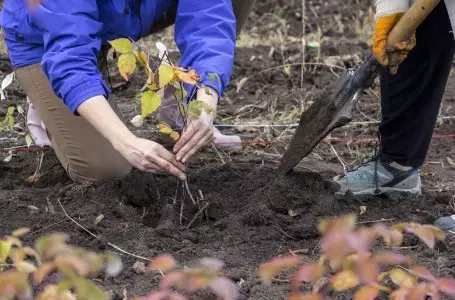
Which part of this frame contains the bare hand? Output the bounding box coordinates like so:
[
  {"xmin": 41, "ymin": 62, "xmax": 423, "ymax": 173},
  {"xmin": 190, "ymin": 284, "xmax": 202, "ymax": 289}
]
[
  {"xmin": 173, "ymin": 117, "xmax": 213, "ymax": 164},
  {"xmin": 121, "ymin": 137, "xmax": 186, "ymax": 180}
]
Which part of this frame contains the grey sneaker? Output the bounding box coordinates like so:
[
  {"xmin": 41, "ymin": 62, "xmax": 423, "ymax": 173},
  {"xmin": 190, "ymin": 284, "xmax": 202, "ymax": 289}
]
[
  {"xmin": 435, "ymin": 215, "xmax": 455, "ymax": 232},
  {"xmin": 333, "ymin": 158, "xmax": 422, "ymax": 195}
]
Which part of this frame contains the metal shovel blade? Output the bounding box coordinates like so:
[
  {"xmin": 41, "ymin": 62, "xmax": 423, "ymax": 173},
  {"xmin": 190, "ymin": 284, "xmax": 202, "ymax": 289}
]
[{"xmin": 278, "ymin": 53, "xmax": 380, "ymax": 175}]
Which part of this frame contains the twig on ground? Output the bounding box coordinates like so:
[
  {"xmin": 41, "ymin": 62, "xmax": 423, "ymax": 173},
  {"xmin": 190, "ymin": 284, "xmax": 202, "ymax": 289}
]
[
  {"xmin": 185, "ymin": 202, "xmax": 210, "ymax": 230},
  {"xmin": 57, "ymin": 198, "xmax": 154, "ymax": 263},
  {"xmin": 211, "ymin": 143, "xmax": 226, "ymax": 165},
  {"xmin": 327, "ymin": 142, "xmax": 347, "ymax": 172},
  {"xmin": 355, "ymin": 218, "xmax": 396, "ymax": 225}
]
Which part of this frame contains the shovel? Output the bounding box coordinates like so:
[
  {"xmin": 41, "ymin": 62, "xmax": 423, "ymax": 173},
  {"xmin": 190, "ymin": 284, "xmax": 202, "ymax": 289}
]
[{"xmin": 278, "ymin": 0, "xmax": 440, "ymax": 175}]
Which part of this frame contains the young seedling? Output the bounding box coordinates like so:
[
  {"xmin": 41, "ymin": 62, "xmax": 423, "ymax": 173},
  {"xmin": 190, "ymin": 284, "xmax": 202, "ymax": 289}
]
[
  {"xmin": 0, "ymin": 228, "xmax": 121, "ymax": 300},
  {"xmin": 259, "ymin": 214, "xmax": 455, "ymax": 300},
  {"xmin": 109, "ymin": 38, "xmax": 216, "ymax": 228},
  {"xmin": 132, "ymin": 254, "xmax": 239, "ymax": 300}
]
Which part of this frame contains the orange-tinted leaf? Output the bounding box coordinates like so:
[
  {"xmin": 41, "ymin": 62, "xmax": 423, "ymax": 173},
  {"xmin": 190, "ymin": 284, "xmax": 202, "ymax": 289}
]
[
  {"xmin": 318, "ymin": 214, "xmax": 357, "ymax": 234},
  {"xmin": 406, "ymin": 225, "xmax": 436, "ymax": 248},
  {"xmin": 289, "ymin": 292, "xmax": 323, "ymax": 300},
  {"xmin": 374, "ymin": 224, "xmax": 404, "ymax": 247},
  {"xmin": 354, "ymin": 256, "xmax": 379, "ymax": 284},
  {"xmin": 34, "ymin": 262, "xmax": 56, "ymax": 284},
  {"xmin": 330, "ymin": 270, "xmax": 359, "ymax": 291},
  {"xmin": 422, "ymin": 225, "xmax": 445, "ymax": 242},
  {"xmin": 11, "ymin": 228, "xmax": 30, "ymax": 238},
  {"xmin": 174, "ymin": 68, "xmax": 201, "ymax": 85},
  {"xmin": 259, "ymin": 255, "xmax": 301, "ymax": 283},
  {"xmin": 160, "ymin": 271, "xmax": 184, "ymax": 290},
  {"xmin": 375, "ymin": 252, "xmax": 411, "ymax": 265},
  {"xmin": 291, "ymin": 263, "xmax": 324, "ymax": 291},
  {"xmin": 407, "ymin": 283, "xmax": 430, "ymax": 300},
  {"xmin": 409, "ymin": 265, "xmax": 436, "ymax": 282},
  {"xmin": 437, "ymin": 278, "xmax": 455, "ymax": 297},
  {"xmin": 118, "ymin": 53, "xmax": 137, "ymax": 81},
  {"xmin": 377, "ymin": 271, "xmax": 389, "ymax": 282},
  {"xmin": 389, "ymin": 268, "xmax": 416, "ymax": 288},
  {"xmin": 389, "ymin": 287, "xmax": 410, "ymax": 300},
  {"xmin": 353, "ymin": 285, "xmax": 379, "ymax": 300},
  {"xmin": 149, "ymin": 254, "xmax": 177, "ymax": 273}
]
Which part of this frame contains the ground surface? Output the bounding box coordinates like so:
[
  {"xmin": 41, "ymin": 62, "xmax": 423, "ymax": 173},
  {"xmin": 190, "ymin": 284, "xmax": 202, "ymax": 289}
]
[{"xmin": 2, "ymin": 1, "xmax": 455, "ymax": 299}]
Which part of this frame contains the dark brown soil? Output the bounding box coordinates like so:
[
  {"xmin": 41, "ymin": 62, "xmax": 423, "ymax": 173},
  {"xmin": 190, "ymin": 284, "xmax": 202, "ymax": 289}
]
[{"xmin": 2, "ymin": 0, "xmax": 455, "ymax": 299}]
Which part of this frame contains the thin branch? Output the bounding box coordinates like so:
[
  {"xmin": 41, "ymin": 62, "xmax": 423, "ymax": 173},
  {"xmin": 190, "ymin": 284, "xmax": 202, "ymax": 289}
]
[
  {"xmin": 185, "ymin": 202, "xmax": 210, "ymax": 230},
  {"xmin": 355, "ymin": 218, "xmax": 396, "ymax": 225},
  {"xmin": 57, "ymin": 198, "xmax": 153, "ymax": 262}
]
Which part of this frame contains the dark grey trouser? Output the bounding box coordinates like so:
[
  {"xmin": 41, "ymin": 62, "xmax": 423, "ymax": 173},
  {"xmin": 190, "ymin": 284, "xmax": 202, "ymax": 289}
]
[{"xmin": 379, "ymin": 1, "xmax": 455, "ymax": 168}]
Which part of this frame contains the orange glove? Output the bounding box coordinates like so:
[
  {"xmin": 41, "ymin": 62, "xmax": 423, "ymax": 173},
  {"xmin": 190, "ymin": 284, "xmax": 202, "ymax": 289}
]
[{"xmin": 373, "ymin": 13, "xmax": 416, "ymax": 74}]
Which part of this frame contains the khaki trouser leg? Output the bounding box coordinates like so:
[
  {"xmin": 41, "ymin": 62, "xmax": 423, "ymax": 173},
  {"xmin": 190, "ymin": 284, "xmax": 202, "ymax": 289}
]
[{"xmin": 15, "ymin": 64, "xmax": 132, "ymax": 184}]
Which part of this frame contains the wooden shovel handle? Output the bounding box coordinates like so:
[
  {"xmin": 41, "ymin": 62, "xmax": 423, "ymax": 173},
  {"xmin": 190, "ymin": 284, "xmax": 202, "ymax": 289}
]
[{"xmin": 387, "ymin": 0, "xmax": 440, "ymax": 46}]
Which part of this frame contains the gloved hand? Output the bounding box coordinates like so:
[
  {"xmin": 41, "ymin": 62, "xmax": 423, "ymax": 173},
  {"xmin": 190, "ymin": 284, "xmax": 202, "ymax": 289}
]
[{"xmin": 373, "ymin": 2, "xmax": 416, "ymax": 74}]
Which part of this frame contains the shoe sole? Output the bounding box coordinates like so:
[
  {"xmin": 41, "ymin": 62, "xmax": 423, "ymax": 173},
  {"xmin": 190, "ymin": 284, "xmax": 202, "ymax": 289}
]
[{"xmin": 336, "ymin": 186, "xmax": 422, "ymax": 196}]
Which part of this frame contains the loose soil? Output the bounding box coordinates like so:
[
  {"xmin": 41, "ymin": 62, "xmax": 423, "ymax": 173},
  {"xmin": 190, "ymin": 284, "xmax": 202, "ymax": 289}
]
[{"xmin": 2, "ymin": 0, "xmax": 455, "ymax": 299}]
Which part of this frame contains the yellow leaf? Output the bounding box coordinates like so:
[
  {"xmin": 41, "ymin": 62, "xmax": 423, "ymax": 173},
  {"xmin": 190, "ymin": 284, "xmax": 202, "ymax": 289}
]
[
  {"xmin": 16, "ymin": 261, "xmax": 37, "ymax": 273},
  {"xmin": 158, "ymin": 121, "xmax": 174, "ymax": 135},
  {"xmin": 353, "ymin": 285, "xmax": 379, "ymax": 300},
  {"xmin": 108, "ymin": 38, "xmax": 133, "ymax": 54},
  {"xmin": 148, "ymin": 82, "xmax": 158, "ymax": 91},
  {"xmin": 135, "ymin": 50, "xmax": 154, "ymax": 85},
  {"xmin": 330, "ymin": 270, "xmax": 359, "ymax": 291},
  {"xmin": 169, "ymin": 131, "xmax": 180, "ymax": 142},
  {"xmin": 25, "ymin": 134, "xmax": 33, "ymax": 147},
  {"xmin": 12, "ymin": 228, "xmax": 30, "ymax": 238},
  {"xmin": 141, "ymin": 91, "xmax": 161, "ymax": 118},
  {"xmin": 389, "ymin": 268, "xmax": 416, "ymax": 288},
  {"xmin": 0, "ymin": 240, "xmax": 12, "ymax": 263},
  {"xmin": 158, "ymin": 64, "xmax": 177, "ymax": 88},
  {"xmin": 118, "ymin": 53, "xmax": 137, "ymax": 81}
]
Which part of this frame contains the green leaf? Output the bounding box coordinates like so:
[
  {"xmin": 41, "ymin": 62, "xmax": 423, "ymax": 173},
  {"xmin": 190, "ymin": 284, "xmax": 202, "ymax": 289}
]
[
  {"xmin": 141, "ymin": 91, "xmax": 161, "ymax": 118},
  {"xmin": 158, "ymin": 64, "xmax": 176, "ymax": 88},
  {"xmin": 7, "ymin": 106, "xmax": 15, "ymax": 116},
  {"xmin": 25, "ymin": 134, "xmax": 33, "ymax": 147},
  {"xmin": 117, "ymin": 53, "xmax": 137, "ymax": 81},
  {"xmin": 0, "ymin": 240, "xmax": 12, "ymax": 263},
  {"xmin": 56, "ymin": 278, "xmax": 74, "ymax": 294},
  {"xmin": 187, "ymin": 100, "xmax": 214, "ymax": 118},
  {"xmin": 108, "ymin": 38, "xmax": 133, "ymax": 54},
  {"xmin": 8, "ymin": 116, "xmax": 14, "ymax": 129},
  {"xmin": 75, "ymin": 278, "xmax": 108, "ymax": 300}
]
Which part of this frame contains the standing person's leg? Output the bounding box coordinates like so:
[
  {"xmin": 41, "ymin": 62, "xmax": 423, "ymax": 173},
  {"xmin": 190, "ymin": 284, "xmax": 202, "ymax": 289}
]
[
  {"xmin": 379, "ymin": 2, "xmax": 455, "ymax": 168},
  {"xmin": 15, "ymin": 64, "xmax": 132, "ymax": 184},
  {"xmin": 334, "ymin": 2, "xmax": 455, "ymax": 195}
]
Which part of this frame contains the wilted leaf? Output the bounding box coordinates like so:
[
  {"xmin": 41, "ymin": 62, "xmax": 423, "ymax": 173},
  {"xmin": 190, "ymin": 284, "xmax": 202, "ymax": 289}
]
[
  {"xmin": 34, "ymin": 262, "xmax": 56, "ymax": 284},
  {"xmin": 16, "ymin": 261, "xmax": 37, "ymax": 273},
  {"xmin": 236, "ymin": 77, "xmax": 248, "ymax": 93},
  {"xmin": 208, "ymin": 277, "xmax": 239, "ymax": 300},
  {"xmin": 132, "ymin": 261, "xmax": 147, "ymax": 274},
  {"xmin": 11, "ymin": 228, "xmax": 30, "ymax": 238},
  {"xmin": 118, "ymin": 53, "xmax": 137, "ymax": 81},
  {"xmin": 108, "ymin": 38, "xmax": 133, "ymax": 54},
  {"xmin": 353, "ymin": 285, "xmax": 379, "ymax": 300},
  {"xmin": 175, "ymin": 68, "xmax": 200, "ymax": 85},
  {"xmin": 158, "ymin": 121, "xmax": 174, "ymax": 134},
  {"xmin": 389, "ymin": 268, "xmax": 416, "ymax": 288},
  {"xmin": 437, "ymin": 278, "xmax": 455, "ymax": 297},
  {"xmin": 330, "ymin": 270, "xmax": 359, "ymax": 291},
  {"xmin": 158, "ymin": 64, "xmax": 176, "ymax": 88},
  {"xmin": 291, "ymin": 263, "xmax": 324, "ymax": 291},
  {"xmin": 0, "ymin": 240, "xmax": 12, "ymax": 263},
  {"xmin": 25, "ymin": 134, "xmax": 33, "ymax": 147},
  {"xmin": 105, "ymin": 254, "xmax": 122, "ymax": 277},
  {"xmin": 199, "ymin": 257, "xmax": 224, "ymax": 272},
  {"xmin": 94, "ymin": 215, "xmax": 104, "ymax": 225},
  {"xmin": 409, "ymin": 265, "xmax": 436, "ymax": 282},
  {"xmin": 141, "ymin": 91, "xmax": 161, "ymax": 118},
  {"xmin": 374, "ymin": 252, "xmax": 411, "ymax": 265},
  {"xmin": 259, "ymin": 255, "xmax": 301, "ymax": 283},
  {"xmin": 150, "ymin": 254, "xmax": 177, "ymax": 273},
  {"xmin": 359, "ymin": 206, "xmax": 367, "ymax": 215}
]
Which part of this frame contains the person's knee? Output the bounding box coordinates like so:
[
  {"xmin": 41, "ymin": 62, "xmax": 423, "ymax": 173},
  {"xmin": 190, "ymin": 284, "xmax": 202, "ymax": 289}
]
[{"xmin": 67, "ymin": 159, "xmax": 132, "ymax": 184}]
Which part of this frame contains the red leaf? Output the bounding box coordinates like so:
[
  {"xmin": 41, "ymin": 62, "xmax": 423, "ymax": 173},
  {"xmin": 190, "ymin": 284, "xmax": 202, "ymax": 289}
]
[
  {"xmin": 291, "ymin": 263, "xmax": 324, "ymax": 291},
  {"xmin": 437, "ymin": 278, "xmax": 455, "ymax": 297},
  {"xmin": 259, "ymin": 255, "xmax": 301, "ymax": 283},
  {"xmin": 150, "ymin": 254, "xmax": 177, "ymax": 273},
  {"xmin": 409, "ymin": 265, "xmax": 436, "ymax": 282},
  {"xmin": 208, "ymin": 277, "xmax": 239, "ymax": 300},
  {"xmin": 353, "ymin": 285, "xmax": 379, "ymax": 300},
  {"xmin": 374, "ymin": 252, "xmax": 411, "ymax": 265},
  {"xmin": 354, "ymin": 257, "xmax": 379, "ymax": 284}
]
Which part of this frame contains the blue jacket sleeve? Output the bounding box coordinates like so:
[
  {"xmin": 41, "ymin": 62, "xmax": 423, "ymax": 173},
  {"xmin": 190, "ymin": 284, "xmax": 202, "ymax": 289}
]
[
  {"xmin": 174, "ymin": 0, "xmax": 236, "ymax": 98},
  {"xmin": 29, "ymin": 0, "xmax": 110, "ymax": 113}
]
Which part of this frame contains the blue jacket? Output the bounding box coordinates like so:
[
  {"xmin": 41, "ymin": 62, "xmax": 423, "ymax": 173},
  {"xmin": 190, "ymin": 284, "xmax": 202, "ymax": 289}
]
[{"xmin": 0, "ymin": 0, "xmax": 236, "ymax": 113}]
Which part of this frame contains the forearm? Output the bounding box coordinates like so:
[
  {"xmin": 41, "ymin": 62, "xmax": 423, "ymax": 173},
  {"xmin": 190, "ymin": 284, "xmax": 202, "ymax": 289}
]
[
  {"xmin": 375, "ymin": 0, "xmax": 409, "ymax": 18},
  {"xmin": 77, "ymin": 95, "xmax": 136, "ymax": 151}
]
